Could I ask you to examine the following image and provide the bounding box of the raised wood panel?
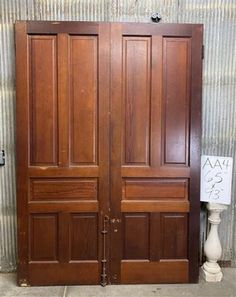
[70,36,98,165]
[162,38,190,165]
[30,214,58,261]
[123,179,188,200]
[123,213,149,259]
[30,178,97,201]
[123,37,151,165]
[28,262,99,285]
[70,214,98,260]
[29,36,58,165]
[161,213,188,259]
[121,260,188,284]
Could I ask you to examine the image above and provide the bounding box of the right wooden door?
[109,23,203,284]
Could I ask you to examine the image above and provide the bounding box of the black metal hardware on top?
[151,12,162,23]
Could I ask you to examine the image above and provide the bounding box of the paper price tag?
[200,155,233,205]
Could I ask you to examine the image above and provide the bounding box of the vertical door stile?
[98,23,111,285]
[15,21,29,287]
[57,33,70,264]
[110,23,123,284]
[189,25,203,283]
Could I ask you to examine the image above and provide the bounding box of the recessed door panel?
[70,214,98,261]
[123,37,151,165]
[70,36,98,165]
[162,38,191,166]
[123,213,149,260]
[123,179,188,200]
[161,213,188,259]
[30,214,58,261]
[29,36,58,166]
[30,178,98,201]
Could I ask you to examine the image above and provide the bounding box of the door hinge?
[100,215,109,287]
[202,45,204,59]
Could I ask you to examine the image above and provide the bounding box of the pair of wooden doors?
[15,21,202,286]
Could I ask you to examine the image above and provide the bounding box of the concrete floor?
[0,269,236,297]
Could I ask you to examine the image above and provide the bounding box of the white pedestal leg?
[201,203,227,282]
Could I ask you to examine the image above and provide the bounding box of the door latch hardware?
[110,218,121,224]
[101,215,109,286]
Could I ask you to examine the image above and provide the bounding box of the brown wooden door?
[109,23,202,284]
[16,21,202,286]
[16,21,110,286]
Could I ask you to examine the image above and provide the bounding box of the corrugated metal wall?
[0,0,235,272]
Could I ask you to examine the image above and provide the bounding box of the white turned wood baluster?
[201,203,227,282]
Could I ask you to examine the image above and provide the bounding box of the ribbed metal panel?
[0,0,235,271]
[178,0,236,262]
[108,0,178,22]
[0,21,17,271]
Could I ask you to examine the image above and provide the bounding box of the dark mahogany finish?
[15,21,202,286]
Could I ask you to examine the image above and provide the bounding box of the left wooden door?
[15,21,110,286]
